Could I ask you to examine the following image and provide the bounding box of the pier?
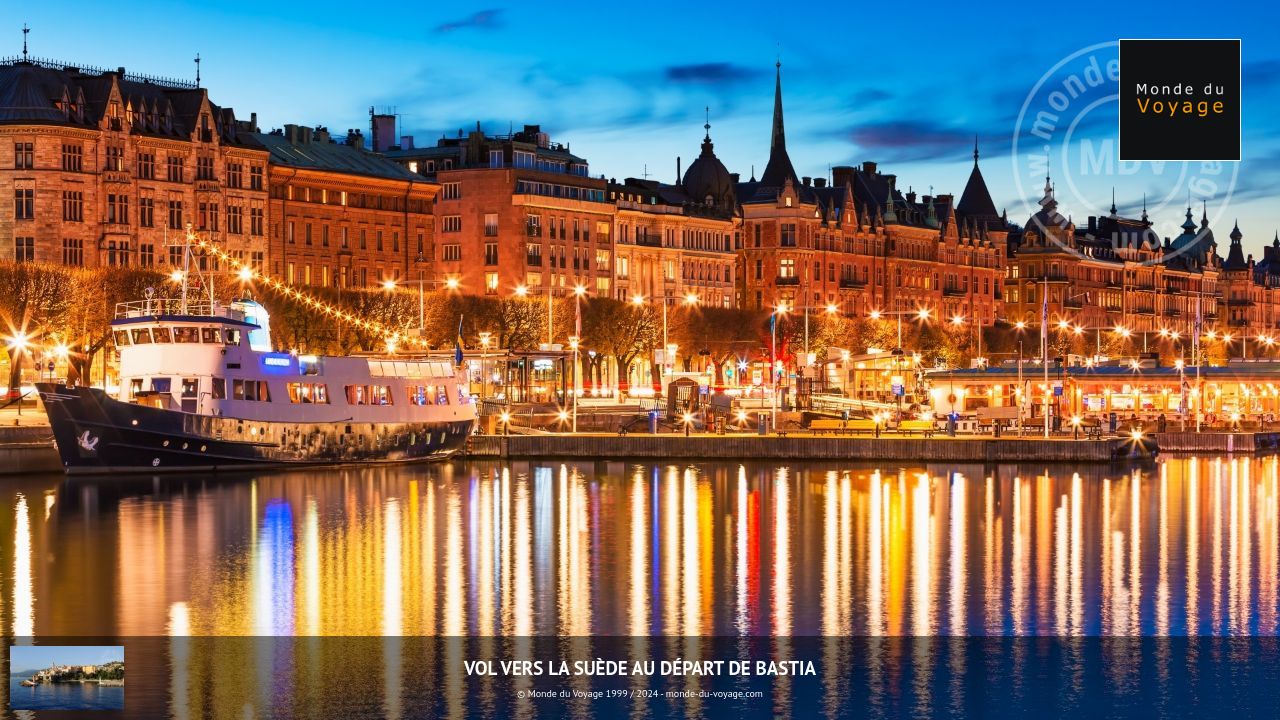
[466,434,1141,463]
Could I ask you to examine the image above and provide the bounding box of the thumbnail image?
[9,645,124,711]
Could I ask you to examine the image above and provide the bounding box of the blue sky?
[9,645,123,672]
[14,1,1280,254]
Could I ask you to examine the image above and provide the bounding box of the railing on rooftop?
[1,56,199,90]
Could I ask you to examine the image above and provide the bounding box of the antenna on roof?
[22,23,29,61]
[194,53,200,87]
[642,163,650,180]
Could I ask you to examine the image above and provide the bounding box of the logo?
[76,430,99,453]
[1119,39,1241,161]
[1012,41,1239,267]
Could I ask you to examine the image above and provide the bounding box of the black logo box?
[1119,39,1240,162]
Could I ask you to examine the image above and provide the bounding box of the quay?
[466,433,1144,463]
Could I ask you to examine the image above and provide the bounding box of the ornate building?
[0,57,269,269]
[735,64,1008,329]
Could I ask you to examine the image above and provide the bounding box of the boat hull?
[37,384,474,475]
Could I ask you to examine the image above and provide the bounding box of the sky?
[13,1,1280,254]
[9,645,123,672]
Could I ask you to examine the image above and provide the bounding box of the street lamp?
[569,334,580,433]
[478,331,492,405]
[237,266,254,282]
[771,302,789,419]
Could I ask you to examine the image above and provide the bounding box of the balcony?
[103,170,130,184]
[526,256,542,267]
[1135,307,1155,315]
[838,277,866,289]
[1164,308,1181,317]
[636,236,662,248]
[526,225,542,237]
[776,275,800,286]
[1228,298,1254,307]
[942,287,966,297]
[196,180,220,193]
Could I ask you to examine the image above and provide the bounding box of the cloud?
[1245,60,1280,90]
[848,120,987,162]
[849,88,891,106]
[435,9,503,33]
[664,63,762,85]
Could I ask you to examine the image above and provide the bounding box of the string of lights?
[191,239,431,351]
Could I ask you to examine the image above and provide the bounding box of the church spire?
[957,136,999,222]
[759,60,798,188]
[1109,188,1117,217]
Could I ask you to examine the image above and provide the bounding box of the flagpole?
[1043,275,1049,439]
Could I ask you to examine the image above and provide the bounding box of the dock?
[466,434,1144,463]
[1157,431,1280,453]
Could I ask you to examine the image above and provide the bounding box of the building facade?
[0,58,269,270]
[251,124,437,291]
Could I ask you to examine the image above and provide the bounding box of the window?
[61,239,83,266]
[484,242,498,265]
[595,249,610,270]
[443,244,461,261]
[140,197,155,228]
[166,155,183,182]
[376,230,384,251]
[168,199,183,229]
[137,152,155,179]
[287,382,329,404]
[781,223,797,247]
[779,258,795,278]
[105,144,124,172]
[485,272,498,294]
[755,259,763,280]
[305,223,313,245]
[14,142,33,169]
[107,193,129,224]
[139,244,155,267]
[249,165,264,190]
[484,213,499,237]
[173,327,199,343]
[196,154,214,180]
[250,206,264,236]
[62,191,83,222]
[527,243,542,266]
[212,378,226,400]
[443,216,462,233]
[345,384,393,405]
[14,188,33,219]
[442,182,461,200]
[232,379,272,402]
[61,143,83,171]
[227,205,243,234]
[615,255,629,279]
[227,163,242,188]
[489,150,503,168]
[14,237,34,262]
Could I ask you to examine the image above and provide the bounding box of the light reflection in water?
[6,456,1280,642]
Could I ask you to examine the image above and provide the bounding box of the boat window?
[457,386,470,405]
[113,330,130,347]
[152,327,173,343]
[345,384,393,405]
[407,385,430,406]
[232,379,271,402]
[287,382,329,404]
[201,327,221,343]
[131,328,153,344]
[174,327,199,343]
[224,329,241,346]
[436,385,449,405]
[212,378,226,400]
[151,377,172,393]
[128,378,142,399]
[181,378,199,398]
[299,356,319,375]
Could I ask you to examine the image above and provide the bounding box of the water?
[1,456,1279,718]
[7,675,124,710]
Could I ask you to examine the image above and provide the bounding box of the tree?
[63,267,168,385]
[581,297,658,391]
[0,263,74,392]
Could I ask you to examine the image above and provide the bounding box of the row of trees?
[0,261,1224,392]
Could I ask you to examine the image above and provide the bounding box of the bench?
[807,418,880,435]
[897,420,936,437]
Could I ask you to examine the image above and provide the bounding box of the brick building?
[735,64,1007,330]
[0,57,269,269]
[384,124,612,298]
[250,124,437,290]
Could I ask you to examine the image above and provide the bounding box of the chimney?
[802,176,811,186]
[862,161,878,175]
[250,112,258,132]
[814,178,827,188]
[676,156,681,185]
[283,123,300,143]
[313,126,330,143]
[400,135,414,150]
[371,112,396,152]
[1088,216,1097,233]
[346,128,364,148]
[906,189,917,204]
[730,173,740,183]
[832,166,854,188]
[117,66,126,75]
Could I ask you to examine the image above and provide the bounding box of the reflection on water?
[3,457,1280,638]
[2,457,1280,717]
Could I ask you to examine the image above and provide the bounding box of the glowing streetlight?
[382,279,397,291]
[631,294,645,306]
[951,314,966,327]
[685,292,699,305]
[916,308,931,321]
[169,270,185,283]
[514,285,529,298]
[445,277,460,291]
[237,266,254,282]
[1014,320,1027,331]
[869,310,883,321]
[6,332,30,351]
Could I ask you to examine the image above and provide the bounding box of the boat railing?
[115,299,245,321]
